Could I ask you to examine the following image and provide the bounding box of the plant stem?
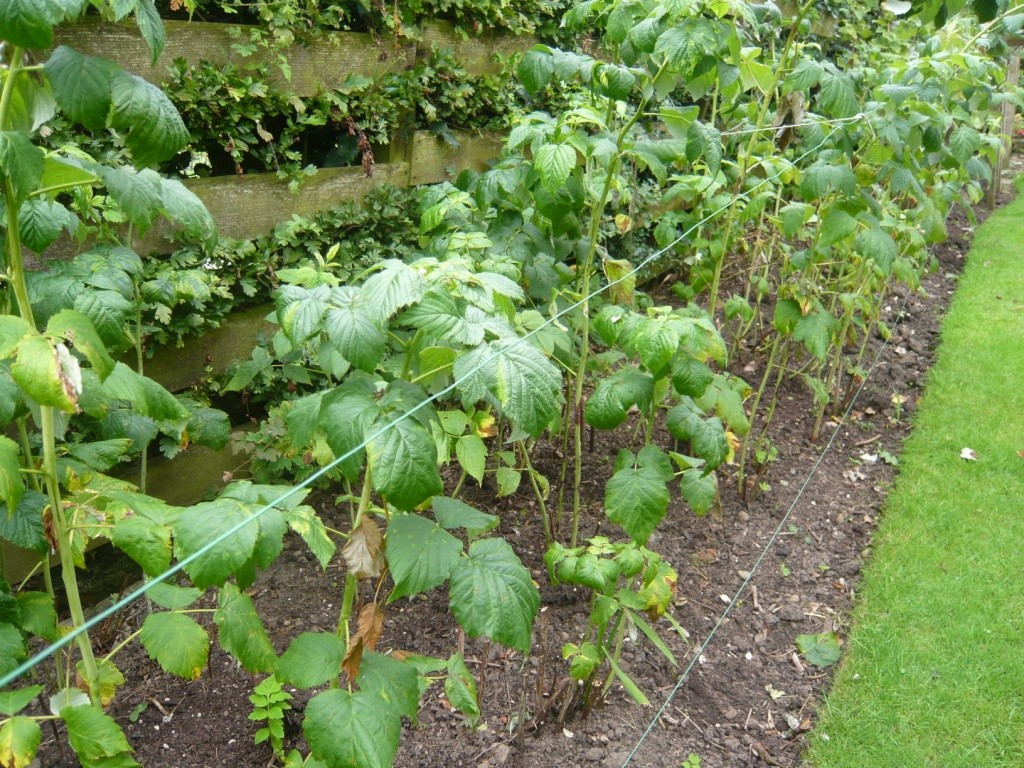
[518,441,551,548]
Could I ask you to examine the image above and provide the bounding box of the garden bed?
[19,193,990,767]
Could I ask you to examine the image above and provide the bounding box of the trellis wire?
[0,114,867,691]
[619,208,957,767]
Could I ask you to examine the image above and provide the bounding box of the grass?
[804,184,1024,768]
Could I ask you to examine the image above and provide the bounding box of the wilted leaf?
[342,518,385,579]
[795,631,841,668]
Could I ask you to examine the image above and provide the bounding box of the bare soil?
[23,188,997,768]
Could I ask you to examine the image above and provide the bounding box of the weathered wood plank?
[53,19,416,97]
[418,20,535,75]
[139,303,274,392]
[409,130,503,186]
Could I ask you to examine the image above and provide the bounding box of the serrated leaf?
[94,164,162,230]
[0,131,43,205]
[0,490,46,553]
[455,434,486,484]
[432,496,499,538]
[47,309,114,380]
[98,363,188,421]
[595,63,636,101]
[585,369,655,430]
[43,46,115,130]
[160,178,215,242]
[18,199,77,253]
[215,582,276,674]
[671,357,713,398]
[0,623,26,676]
[12,335,78,412]
[444,653,479,726]
[0,686,42,717]
[145,581,202,611]
[857,227,897,273]
[605,466,670,545]
[185,404,230,450]
[449,538,539,653]
[134,0,165,63]
[304,688,401,768]
[794,310,837,361]
[949,124,981,165]
[174,498,258,589]
[342,518,385,580]
[367,418,442,511]
[15,591,56,641]
[455,341,562,438]
[140,612,209,680]
[61,704,133,761]
[74,290,133,350]
[111,515,171,577]
[818,71,858,118]
[361,260,426,322]
[0,716,40,768]
[284,506,335,568]
[277,632,344,690]
[401,291,482,346]
[324,292,385,373]
[0,436,23,515]
[48,688,88,716]
[321,391,376,482]
[75,658,124,707]
[819,208,858,248]
[535,143,575,192]
[691,417,729,469]
[680,467,717,516]
[386,513,462,601]
[783,58,822,94]
[0,316,33,359]
[518,48,553,95]
[108,72,188,167]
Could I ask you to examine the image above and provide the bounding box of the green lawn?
[805,186,1024,767]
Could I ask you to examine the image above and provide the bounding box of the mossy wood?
[417,21,536,74]
[52,19,417,97]
[408,130,505,185]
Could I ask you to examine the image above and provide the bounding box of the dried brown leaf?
[355,603,384,653]
[342,518,385,579]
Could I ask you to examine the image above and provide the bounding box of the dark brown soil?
[22,178,1007,768]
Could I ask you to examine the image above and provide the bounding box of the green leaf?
[0,685,42,716]
[449,538,539,653]
[444,653,479,726]
[454,341,562,437]
[74,290,133,350]
[535,143,576,192]
[949,124,981,165]
[795,631,842,667]
[386,513,462,601]
[321,391,376,482]
[185,404,230,450]
[819,208,858,248]
[47,309,114,380]
[495,466,520,497]
[303,688,401,768]
[15,590,56,640]
[160,178,215,242]
[75,658,124,708]
[145,581,202,611]
[794,310,837,361]
[0,436,23,515]
[0,716,41,768]
[139,612,209,680]
[324,288,386,372]
[0,316,33,359]
[0,622,26,676]
[0,0,57,49]
[0,131,43,204]
[367,418,442,511]
[134,0,166,63]
[455,434,486,484]
[276,632,344,690]
[111,515,171,577]
[690,417,729,469]
[276,285,328,344]
[595,63,636,101]
[284,506,335,568]
[605,465,670,545]
[108,72,188,167]
[18,199,77,253]
[818,71,858,118]
[401,291,482,346]
[671,357,713,398]
[783,58,822,93]
[0,490,47,553]
[356,651,420,720]
[12,335,78,412]
[99,363,188,420]
[680,468,717,516]
[214,582,276,674]
[61,704,133,762]
[39,155,98,191]
[518,48,553,95]
[432,496,499,538]
[800,163,856,201]
[44,46,115,130]
[94,164,163,230]
[585,369,655,430]
[361,260,425,322]
[174,498,259,589]
[857,226,898,273]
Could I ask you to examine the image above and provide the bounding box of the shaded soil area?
[22,187,1000,768]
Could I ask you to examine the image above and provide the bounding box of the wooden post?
[989,51,1020,207]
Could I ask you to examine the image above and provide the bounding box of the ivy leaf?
[0,0,57,49]
[367,418,442,512]
[449,538,539,653]
[324,288,386,372]
[361,260,426,322]
[108,72,188,167]
[605,465,670,545]
[455,341,562,437]
[585,369,655,430]
[534,143,575,192]
[0,717,40,768]
[43,46,115,130]
[214,582,277,674]
[386,513,462,601]
[0,490,46,553]
[0,435,23,515]
[432,496,499,539]
[140,612,209,680]
[0,131,44,204]
[174,498,258,589]
[47,309,114,380]
[518,48,553,95]
[680,467,717,516]
[18,199,78,253]
[61,705,133,762]
[276,632,344,690]
[304,688,401,768]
